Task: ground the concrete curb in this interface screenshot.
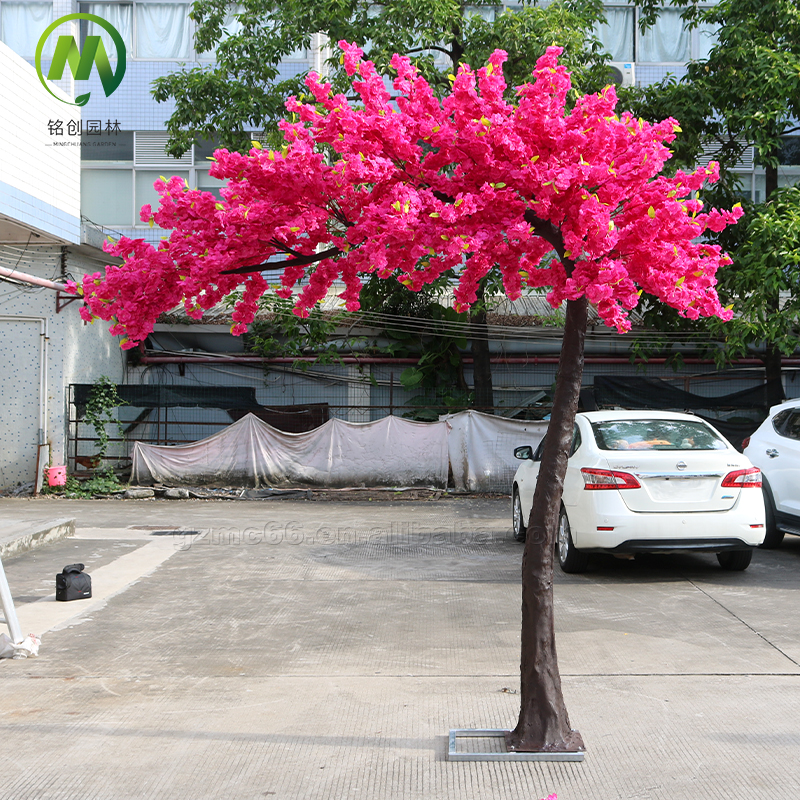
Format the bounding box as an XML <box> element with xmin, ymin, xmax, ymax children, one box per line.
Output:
<box><xmin>0</xmin><ymin>517</ymin><xmax>75</xmax><ymax>559</ymax></box>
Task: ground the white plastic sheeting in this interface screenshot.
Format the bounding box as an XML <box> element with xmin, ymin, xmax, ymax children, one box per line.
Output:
<box><xmin>131</xmin><ymin>413</ymin><xmax>449</xmax><ymax>489</ymax></box>
<box><xmin>443</xmin><ymin>410</ymin><xmax>548</xmax><ymax>492</ymax></box>
<box><xmin>130</xmin><ymin>409</ymin><xmax>547</xmax><ymax>492</ymax></box>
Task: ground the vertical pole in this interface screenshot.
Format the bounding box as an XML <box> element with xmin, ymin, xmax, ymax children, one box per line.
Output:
<box><xmin>389</xmin><ymin>372</ymin><xmax>394</xmax><ymax>417</ymax></box>
<box><xmin>0</xmin><ymin>557</ymin><xmax>23</xmax><ymax>644</ymax></box>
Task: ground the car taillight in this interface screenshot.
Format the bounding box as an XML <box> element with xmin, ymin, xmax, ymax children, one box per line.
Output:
<box><xmin>581</xmin><ymin>468</ymin><xmax>641</xmax><ymax>490</ymax></box>
<box><xmin>741</xmin><ymin>436</ymin><xmax>751</xmax><ymax>450</ymax></box>
<box><xmin>721</xmin><ymin>467</ymin><xmax>762</xmax><ymax>488</ymax></box>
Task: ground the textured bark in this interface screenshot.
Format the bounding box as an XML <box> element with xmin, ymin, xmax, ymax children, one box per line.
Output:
<box><xmin>761</xmin><ymin>163</ymin><xmax>784</xmax><ymax>408</ymax></box>
<box><xmin>765</xmin><ymin>162</ymin><xmax>779</xmax><ymax>203</ymax></box>
<box><xmin>505</xmin><ymin>295</ymin><xmax>588</xmax><ymax>753</ymax></box>
<box><xmin>763</xmin><ymin>341</ymin><xmax>785</xmax><ymax>408</ymax></box>
<box><xmin>470</xmin><ymin>279</ymin><xmax>494</xmax><ymax>413</ymax></box>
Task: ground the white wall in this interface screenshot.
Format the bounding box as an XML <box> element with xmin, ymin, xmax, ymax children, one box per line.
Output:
<box><xmin>0</xmin><ymin>247</ymin><xmax>124</xmax><ymax>489</ymax></box>
<box><xmin>0</xmin><ymin>37</ymin><xmax>126</xmax><ymax>488</ymax></box>
<box><xmin>0</xmin><ymin>40</ymin><xmax>81</xmax><ymax>243</ymax></box>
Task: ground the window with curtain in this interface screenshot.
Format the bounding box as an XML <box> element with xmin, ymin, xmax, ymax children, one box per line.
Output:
<box><xmin>80</xmin><ymin>3</ymin><xmax>133</xmax><ymax>60</ymax></box>
<box><xmin>135</xmin><ymin>170</ymin><xmax>190</xmax><ymax>214</ymax></box>
<box><xmin>135</xmin><ymin>3</ymin><xmax>191</xmax><ymax>59</ymax></box>
<box><xmin>696</xmin><ymin>20</ymin><xmax>718</xmax><ymax>61</ymax></box>
<box><xmin>594</xmin><ymin>7</ymin><xmax>634</xmax><ymax>62</ymax></box>
<box><xmin>638</xmin><ymin>8</ymin><xmax>689</xmax><ymax>63</ymax></box>
<box><xmin>465</xmin><ymin>6</ymin><xmax>497</xmax><ymax>23</ymax></box>
<box><xmin>0</xmin><ymin>2</ymin><xmax>53</xmax><ymax>58</ymax></box>
<box><xmin>196</xmin><ymin>168</ymin><xmax>227</xmax><ymax>200</ymax></box>
<box><xmin>197</xmin><ymin>4</ymin><xmax>243</xmax><ymax>60</ymax></box>
<box><xmin>81</xmin><ymin>169</ymin><xmax>134</xmax><ymax>226</ymax></box>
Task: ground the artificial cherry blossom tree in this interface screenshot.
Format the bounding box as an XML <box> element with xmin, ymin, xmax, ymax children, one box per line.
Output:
<box><xmin>72</xmin><ymin>43</ymin><xmax>742</xmax><ymax>752</ymax></box>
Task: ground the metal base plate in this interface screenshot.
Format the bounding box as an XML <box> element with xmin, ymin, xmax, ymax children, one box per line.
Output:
<box><xmin>447</xmin><ymin>729</ymin><xmax>585</xmax><ymax>762</ymax></box>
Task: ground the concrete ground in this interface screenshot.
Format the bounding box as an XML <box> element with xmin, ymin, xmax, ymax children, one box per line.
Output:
<box><xmin>1</xmin><ymin>495</ymin><xmax>800</xmax><ymax>800</ymax></box>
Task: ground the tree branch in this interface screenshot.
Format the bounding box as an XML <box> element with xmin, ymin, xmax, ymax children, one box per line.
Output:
<box><xmin>429</xmin><ymin>192</ymin><xmax>576</xmax><ymax>279</ymax></box>
<box><xmin>523</xmin><ymin>209</ymin><xmax>576</xmax><ymax>277</ymax></box>
<box><xmin>221</xmin><ymin>245</ymin><xmax>342</xmax><ymax>274</ymax></box>
<box><xmin>431</xmin><ymin>189</ymin><xmax>456</xmax><ymax>204</ymax></box>
<box><xmin>404</xmin><ymin>45</ymin><xmax>453</xmax><ymax>57</ymax></box>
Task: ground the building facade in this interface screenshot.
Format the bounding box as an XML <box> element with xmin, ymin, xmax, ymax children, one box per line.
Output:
<box><xmin>0</xmin><ymin>39</ymin><xmax>124</xmax><ymax>489</ymax></box>
<box><xmin>1</xmin><ymin>2</ymin><xmax>797</xmax><ymax>473</ymax></box>
<box><xmin>3</xmin><ymin>2</ymin><xmax>798</xmax><ymax>241</ymax></box>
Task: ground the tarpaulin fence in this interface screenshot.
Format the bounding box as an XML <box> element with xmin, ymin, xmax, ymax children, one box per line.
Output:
<box><xmin>131</xmin><ymin>410</ymin><xmax>545</xmax><ymax>492</ymax></box>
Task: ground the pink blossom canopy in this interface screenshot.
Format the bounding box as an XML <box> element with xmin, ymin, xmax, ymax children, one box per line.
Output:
<box><xmin>75</xmin><ymin>43</ymin><xmax>743</xmax><ymax>347</ymax></box>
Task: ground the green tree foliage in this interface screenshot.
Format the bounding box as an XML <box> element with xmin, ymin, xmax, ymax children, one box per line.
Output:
<box><xmin>152</xmin><ymin>0</ymin><xmax>615</xmax><ymax>415</ymax></box>
<box><xmin>84</xmin><ymin>376</ymin><xmax>124</xmax><ymax>459</ymax></box>
<box><xmin>387</xmin><ymin>304</ymin><xmax>471</xmax><ymax>421</ymax></box>
<box><xmin>710</xmin><ymin>187</ymin><xmax>800</xmax><ymax>361</ymax></box>
<box><xmin>244</xmin><ymin>294</ymin><xmax>343</xmax><ymax>364</ymax></box>
<box><xmin>626</xmin><ymin>0</ymin><xmax>800</xmax><ymax>401</ymax></box>
<box><xmin>631</xmin><ymin>0</ymin><xmax>800</xmax><ymax>192</ymax></box>
<box><xmin>153</xmin><ymin>0</ymin><xmax>612</xmax><ymax>157</ymax></box>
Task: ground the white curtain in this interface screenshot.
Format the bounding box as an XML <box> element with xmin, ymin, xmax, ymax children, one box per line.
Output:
<box><xmin>135</xmin><ymin>169</ymin><xmax>190</xmax><ymax>214</ymax></box>
<box><xmin>0</xmin><ymin>2</ymin><xmax>53</xmax><ymax>58</ymax></box>
<box><xmin>696</xmin><ymin>20</ymin><xmax>718</xmax><ymax>61</ymax></box>
<box><xmin>199</xmin><ymin>5</ymin><xmax>243</xmax><ymax>59</ymax></box>
<box><xmin>466</xmin><ymin>6</ymin><xmax>496</xmax><ymax>23</ymax></box>
<box><xmin>135</xmin><ymin>3</ymin><xmax>191</xmax><ymax>59</ymax></box>
<box><xmin>85</xmin><ymin>3</ymin><xmax>133</xmax><ymax>61</ymax></box>
<box><xmin>594</xmin><ymin>7</ymin><xmax>634</xmax><ymax>62</ymax></box>
<box><xmin>638</xmin><ymin>8</ymin><xmax>689</xmax><ymax>63</ymax></box>
<box><xmin>81</xmin><ymin>169</ymin><xmax>134</xmax><ymax>227</ymax></box>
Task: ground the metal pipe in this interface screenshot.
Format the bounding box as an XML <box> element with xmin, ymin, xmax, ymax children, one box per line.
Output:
<box><xmin>35</xmin><ymin>317</ymin><xmax>50</xmax><ymax>494</ymax></box>
<box><xmin>0</xmin><ymin>266</ymin><xmax>69</xmax><ymax>292</ymax></box>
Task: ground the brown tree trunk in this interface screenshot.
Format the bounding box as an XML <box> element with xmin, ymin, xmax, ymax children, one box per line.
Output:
<box><xmin>765</xmin><ymin>162</ymin><xmax>779</xmax><ymax>202</ymax></box>
<box><xmin>762</xmin><ymin>163</ymin><xmax>784</xmax><ymax>407</ymax></box>
<box><xmin>763</xmin><ymin>340</ymin><xmax>785</xmax><ymax>408</ymax></box>
<box><xmin>505</xmin><ymin>295</ymin><xmax>587</xmax><ymax>753</ymax></box>
<box><xmin>470</xmin><ymin>278</ymin><xmax>494</xmax><ymax>413</ymax></box>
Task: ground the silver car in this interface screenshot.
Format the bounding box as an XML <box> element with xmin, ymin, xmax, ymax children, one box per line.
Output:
<box><xmin>744</xmin><ymin>398</ymin><xmax>800</xmax><ymax>547</ymax></box>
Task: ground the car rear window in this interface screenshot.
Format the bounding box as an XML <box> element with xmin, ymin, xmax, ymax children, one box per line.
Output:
<box><xmin>590</xmin><ymin>419</ymin><xmax>728</xmax><ymax>451</ymax></box>
<box><xmin>774</xmin><ymin>410</ymin><xmax>800</xmax><ymax>441</ymax></box>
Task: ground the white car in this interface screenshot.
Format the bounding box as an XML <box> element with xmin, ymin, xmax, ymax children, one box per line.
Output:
<box><xmin>743</xmin><ymin>398</ymin><xmax>800</xmax><ymax>548</ymax></box>
<box><xmin>512</xmin><ymin>411</ymin><xmax>766</xmax><ymax>573</ymax></box>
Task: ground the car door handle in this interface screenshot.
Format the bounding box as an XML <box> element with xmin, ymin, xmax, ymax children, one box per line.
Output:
<box><xmin>766</xmin><ymin>449</ymin><xmax>780</xmax><ymax>458</ymax></box>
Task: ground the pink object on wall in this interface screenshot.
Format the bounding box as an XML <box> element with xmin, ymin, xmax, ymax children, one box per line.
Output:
<box><xmin>47</xmin><ymin>466</ymin><xmax>66</xmax><ymax>486</ymax></box>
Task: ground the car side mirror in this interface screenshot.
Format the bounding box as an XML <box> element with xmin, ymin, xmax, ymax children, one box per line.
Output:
<box><xmin>514</xmin><ymin>445</ymin><xmax>534</xmax><ymax>460</ymax></box>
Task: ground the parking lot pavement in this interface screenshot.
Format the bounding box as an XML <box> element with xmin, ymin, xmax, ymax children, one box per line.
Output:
<box><xmin>2</xmin><ymin>496</ymin><xmax>800</xmax><ymax>800</ymax></box>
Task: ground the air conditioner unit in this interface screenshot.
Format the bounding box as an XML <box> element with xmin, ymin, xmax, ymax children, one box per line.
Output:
<box><xmin>608</xmin><ymin>62</ymin><xmax>636</xmax><ymax>88</ymax></box>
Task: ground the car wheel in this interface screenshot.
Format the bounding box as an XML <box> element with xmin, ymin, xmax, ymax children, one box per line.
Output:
<box><xmin>512</xmin><ymin>489</ymin><xmax>526</xmax><ymax>542</ymax></box>
<box><xmin>759</xmin><ymin>484</ymin><xmax>785</xmax><ymax>549</ymax></box>
<box><xmin>556</xmin><ymin>507</ymin><xmax>589</xmax><ymax>574</ymax></box>
<box><xmin>716</xmin><ymin>549</ymin><xmax>753</xmax><ymax>571</ymax></box>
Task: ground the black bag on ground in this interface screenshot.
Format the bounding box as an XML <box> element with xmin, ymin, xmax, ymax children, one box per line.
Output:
<box><xmin>56</xmin><ymin>564</ymin><xmax>92</xmax><ymax>601</ymax></box>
